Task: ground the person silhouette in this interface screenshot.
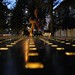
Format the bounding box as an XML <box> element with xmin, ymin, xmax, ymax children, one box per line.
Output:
<box><xmin>29</xmin><ymin>8</ymin><xmax>41</xmax><ymax>36</ymax></box>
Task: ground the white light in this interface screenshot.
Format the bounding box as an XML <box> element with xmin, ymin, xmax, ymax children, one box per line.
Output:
<box><xmin>53</xmin><ymin>11</ymin><xmax>55</xmax><ymax>14</ymax></box>
<box><xmin>53</xmin><ymin>0</ymin><xmax>64</xmax><ymax>10</ymax></box>
<box><xmin>9</xmin><ymin>28</ymin><xmax>11</xmax><ymax>30</ymax></box>
<box><xmin>25</xmin><ymin>10</ymin><xmax>28</xmax><ymax>14</ymax></box>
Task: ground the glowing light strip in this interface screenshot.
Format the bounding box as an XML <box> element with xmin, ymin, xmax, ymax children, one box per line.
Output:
<box><xmin>6</xmin><ymin>45</ymin><xmax>13</xmax><ymax>47</ymax></box>
<box><xmin>28</xmin><ymin>53</ymin><xmax>39</xmax><ymax>56</ymax></box>
<box><xmin>29</xmin><ymin>43</ymin><xmax>35</xmax><ymax>45</ymax></box>
<box><xmin>24</xmin><ymin>39</ymin><xmax>29</xmax><ymax>62</ymax></box>
<box><xmin>72</xmin><ymin>44</ymin><xmax>75</xmax><ymax>47</ymax></box>
<box><xmin>65</xmin><ymin>52</ymin><xmax>75</xmax><ymax>56</ymax></box>
<box><xmin>47</xmin><ymin>43</ymin><xmax>53</xmax><ymax>45</ymax></box>
<box><xmin>11</xmin><ymin>43</ymin><xmax>16</xmax><ymax>45</ymax></box>
<box><xmin>14</xmin><ymin>41</ymin><xmax>18</xmax><ymax>44</ymax></box>
<box><xmin>29</xmin><ymin>45</ymin><xmax>35</xmax><ymax>47</ymax></box>
<box><xmin>29</xmin><ymin>48</ymin><xmax>37</xmax><ymax>50</ymax></box>
<box><xmin>0</xmin><ymin>48</ymin><xmax>8</xmax><ymax>50</ymax></box>
<box><xmin>51</xmin><ymin>45</ymin><xmax>58</xmax><ymax>47</ymax></box>
<box><xmin>60</xmin><ymin>41</ymin><xmax>65</xmax><ymax>43</ymax></box>
<box><xmin>56</xmin><ymin>47</ymin><xmax>65</xmax><ymax>50</ymax></box>
<box><xmin>25</xmin><ymin>62</ymin><xmax>44</xmax><ymax>69</ymax></box>
<box><xmin>53</xmin><ymin>0</ymin><xmax>64</xmax><ymax>10</ymax></box>
<box><xmin>65</xmin><ymin>43</ymin><xmax>71</xmax><ymax>45</ymax></box>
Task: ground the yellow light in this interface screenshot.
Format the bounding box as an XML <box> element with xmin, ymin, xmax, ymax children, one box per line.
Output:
<box><xmin>72</xmin><ymin>44</ymin><xmax>75</xmax><ymax>47</ymax></box>
<box><xmin>29</xmin><ymin>48</ymin><xmax>37</xmax><ymax>50</ymax></box>
<box><xmin>28</xmin><ymin>53</ymin><xmax>39</xmax><ymax>56</ymax></box>
<box><xmin>65</xmin><ymin>52</ymin><xmax>75</xmax><ymax>56</ymax></box>
<box><xmin>56</xmin><ymin>47</ymin><xmax>65</xmax><ymax>50</ymax></box>
<box><xmin>48</xmin><ymin>43</ymin><xmax>53</xmax><ymax>45</ymax></box>
<box><xmin>60</xmin><ymin>41</ymin><xmax>65</xmax><ymax>43</ymax></box>
<box><xmin>56</xmin><ymin>40</ymin><xmax>60</xmax><ymax>42</ymax></box>
<box><xmin>14</xmin><ymin>41</ymin><xmax>18</xmax><ymax>44</ymax></box>
<box><xmin>29</xmin><ymin>45</ymin><xmax>35</xmax><ymax>47</ymax></box>
<box><xmin>11</xmin><ymin>43</ymin><xmax>16</xmax><ymax>45</ymax></box>
<box><xmin>6</xmin><ymin>45</ymin><xmax>13</xmax><ymax>47</ymax></box>
<box><xmin>0</xmin><ymin>48</ymin><xmax>8</xmax><ymax>50</ymax></box>
<box><xmin>51</xmin><ymin>45</ymin><xmax>58</xmax><ymax>47</ymax></box>
<box><xmin>45</xmin><ymin>41</ymin><xmax>49</xmax><ymax>43</ymax></box>
<box><xmin>29</xmin><ymin>43</ymin><xmax>35</xmax><ymax>45</ymax></box>
<box><xmin>24</xmin><ymin>39</ymin><xmax>29</xmax><ymax>62</ymax></box>
<box><xmin>65</xmin><ymin>43</ymin><xmax>71</xmax><ymax>45</ymax></box>
<box><xmin>25</xmin><ymin>62</ymin><xmax>44</xmax><ymax>69</ymax></box>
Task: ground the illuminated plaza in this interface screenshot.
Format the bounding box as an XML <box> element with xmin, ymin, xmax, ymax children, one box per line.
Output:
<box><xmin>0</xmin><ymin>0</ymin><xmax>75</xmax><ymax>75</ymax></box>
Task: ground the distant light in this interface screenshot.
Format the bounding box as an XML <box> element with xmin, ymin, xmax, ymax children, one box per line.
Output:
<box><xmin>25</xmin><ymin>10</ymin><xmax>28</xmax><ymax>14</ymax></box>
<box><xmin>48</xmin><ymin>43</ymin><xmax>53</xmax><ymax>45</ymax></box>
<box><xmin>29</xmin><ymin>45</ymin><xmax>35</xmax><ymax>47</ymax></box>
<box><xmin>28</xmin><ymin>53</ymin><xmax>39</xmax><ymax>56</ymax></box>
<box><xmin>56</xmin><ymin>47</ymin><xmax>65</xmax><ymax>50</ymax></box>
<box><xmin>0</xmin><ymin>48</ymin><xmax>8</xmax><ymax>50</ymax></box>
<box><xmin>65</xmin><ymin>52</ymin><xmax>75</xmax><ymax>56</ymax></box>
<box><xmin>9</xmin><ymin>28</ymin><xmax>11</xmax><ymax>30</ymax></box>
<box><xmin>51</xmin><ymin>45</ymin><xmax>58</xmax><ymax>47</ymax></box>
<box><xmin>65</xmin><ymin>43</ymin><xmax>71</xmax><ymax>45</ymax></box>
<box><xmin>24</xmin><ymin>8</ymin><xmax>28</xmax><ymax>14</ymax></box>
<box><xmin>27</xmin><ymin>26</ymin><xmax>30</xmax><ymax>29</ymax></box>
<box><xmin>6</xmin><ymin>45</ymin><xmax>13</xmax><ymax>47</ymax></box>
<box><xmin>29</xmin><ymin>42</ymin><xmax>35</xmax><ymax>45</ymax></box>
<box><xmin>11</xmin><ymin>43</ymin><xmax>16</xmax><ymax>45</ymax></box>
<box><xmin>8</xmin><ymin>13</ymin><xmax>12</xmax><ymax>16</ymax></box>
<box><xmin>60</xmin><ymin>41</ymin><xmax>65</xmax><ymax>43</ymax></box>
<box><xmin>29</xmin><ymin>48</ymin><xmax>37</xmax><ymax>50</ymax></box>
<box><xmin>53</xmin><ymin>11</ymin><xmax>55</xmax><ymax>14</ymax></box>
<box><xmin>72</xmin><ymin>44</ymin><xmax>75</xmax><ymax>47</ymax></box>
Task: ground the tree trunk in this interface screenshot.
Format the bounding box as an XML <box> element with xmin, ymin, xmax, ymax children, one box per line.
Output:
<box><xmin>48</xmin><ymin>0</ymin><xmax>54</xmax><ymax>36</ymax></box>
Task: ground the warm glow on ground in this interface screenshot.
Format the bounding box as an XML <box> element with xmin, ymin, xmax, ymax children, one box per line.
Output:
<box><xmin>11</xmin><ymin>42</ymin><xmax>16</xmax><ymax>45</ymax></box>
<box><xmin>29</xmin><ymin>45</ymin><xmax>35</xmax><ymax>47</ymax></box>
<box><xmin>47</xmin><ymin>42</ymin><xmax>53</xmax><ymax>45</ymax></box>
<box><xmin>60</xmin><ymin>41</ymin><xmax>65</xmax><ymax>43</ymax></box>
<box><xmin>6</xmin><ymin>45</ymin><xmax>13</xmax><ymax>47</ymax></box>
<box><xmin>51</xmin><ymin>45</ymin><xmax>58</xmax><ymax>47</ymax></box>
<box><xmin>65</xmin><ymin>52</ymin><xmax>75</xmax><ymax>56</ymax></box>
<box><xmin>29</xmin><ymin>43</ymin><xmax>35</xmax><ymax>45</ymax></box>
<box><xmin>45</xmin><ymin>41</ymin><xmax>49</xmax><ymax>43</ymax></box>
<box><xmin>56</xmin><ymin>47</ymin><xmax>65</xmax><ymax>50</ymax></box>
<box><xmin>0</xmin><ymin>48</ymin><xmax>8</xmax><ymax>50</ymax></box>
<box><xmin>29</xmin><ymin>48</ymin><xmax>37</xmax><ymax>50</ymax></box>
<box><xmin>14</xmin><ymin>41</ymin><xmax>18</xmax><ymax>44</ymax></box>
<box><xmin>24</xmin><ymin>39</ymin><xmax>29</xmax><ymax>62</ymax></box>
<box><xmin>28</xmin><ymin>53</ymin><xmax>39</xmax><ymax>56</ymax></box>
<box><xmin>25</xmin><ymin>62</ymin><xmax>44</xmax><ymax>69</ymax></box>
<box><xmin>72</xmin><ymin>44</ymin><xmax>75</xmax><ymax>47</ymax></box>
<box><xmin>65</xmin><ymin>43</ymin><xmax>71</xmax><ymax>45</ymax></box>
